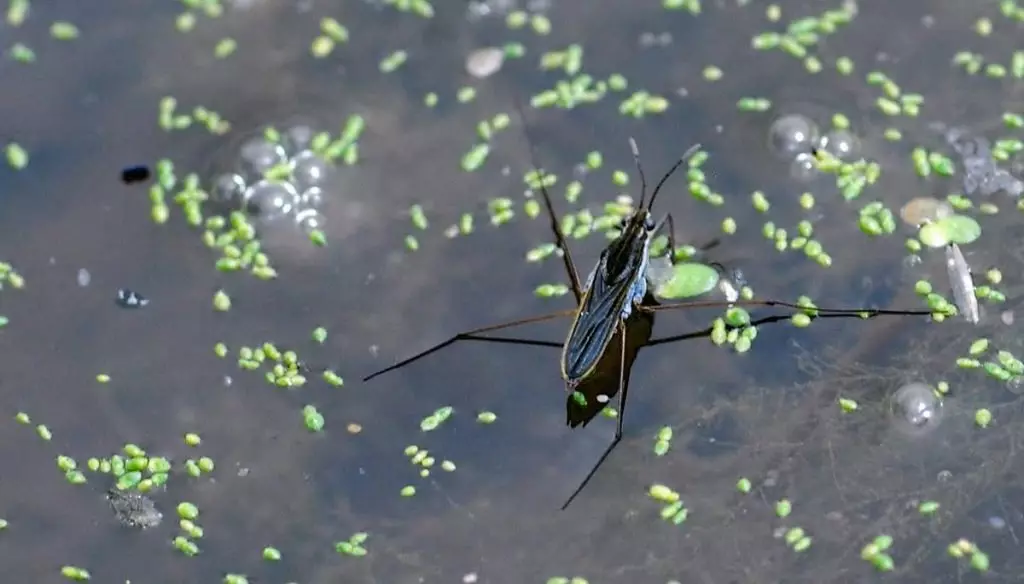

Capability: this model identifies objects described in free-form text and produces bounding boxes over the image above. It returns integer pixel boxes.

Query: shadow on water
[1,0,1023,582]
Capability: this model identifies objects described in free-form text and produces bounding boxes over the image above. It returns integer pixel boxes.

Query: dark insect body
[363,100,934,509]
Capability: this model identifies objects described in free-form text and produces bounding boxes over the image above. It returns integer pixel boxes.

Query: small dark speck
[121,165,151,184]
[687,411,745,458]
[116,288,148,308]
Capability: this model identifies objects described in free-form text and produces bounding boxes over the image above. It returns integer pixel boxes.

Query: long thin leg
[432,334,564,349]
[642,298,933,317]
[561,321,628,509]
[646,325,714,347]
[514,99,583,301]
[660,213,678,265]
[363,308,576,381]
[651,213,720,265]
[311,335,562,377]
[645,310,930,348]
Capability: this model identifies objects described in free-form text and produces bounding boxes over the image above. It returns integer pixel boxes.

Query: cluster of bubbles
[209,125,334,235]
[937,124,1024,197]
[767,113,861,181]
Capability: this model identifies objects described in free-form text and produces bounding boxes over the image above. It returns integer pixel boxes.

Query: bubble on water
[890,382,944,437]
[1007,376,1024,395]
[988,516,1006,530]
[295,208,324,233]
[789,151,820,182]
[77,268,90,287]
[768,114,819,159]
[238,138,287,182]
[818,129,860,160]
[243,180,300,223]
[466,47,505,79]
[644,256,674,287]
[282,125,315,157]
[290,150,332,192]
[211,173,247,205]
[902,253,923,270]
[300,186,325,210]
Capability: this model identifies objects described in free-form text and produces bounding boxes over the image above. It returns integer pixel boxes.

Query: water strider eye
[644,215,656,231]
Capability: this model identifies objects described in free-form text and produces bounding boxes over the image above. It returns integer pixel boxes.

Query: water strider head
[606,139,702,271]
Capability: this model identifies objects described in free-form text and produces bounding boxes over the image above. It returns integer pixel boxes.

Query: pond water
[1,0,1023,582]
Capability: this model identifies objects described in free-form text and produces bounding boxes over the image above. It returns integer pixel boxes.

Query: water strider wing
[560,256,639,383]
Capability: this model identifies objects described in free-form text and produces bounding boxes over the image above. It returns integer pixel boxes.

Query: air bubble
[890,382,943,437]
[290,150,332,193]
[282,125,315,157]
[818,129,860,160]
[295,208,324,233]
[789,151,820,182]
[238,138,287,181]
[768,114,819,159]
[211,173,247,205]
[300,186,325,210]
[244,180,300,223]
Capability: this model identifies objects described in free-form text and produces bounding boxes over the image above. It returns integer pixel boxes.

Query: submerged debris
[106,488,162,529]
[120,165,151,184]
[116,288,149,308]
[899,197,952,228]
[937,125,1024,197]
[945,243,979,324]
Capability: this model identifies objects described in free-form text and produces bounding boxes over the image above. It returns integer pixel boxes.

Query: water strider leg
[515,99,583,302]
[642,298,933,318]
[363,308,576,381]
[561,320,629,509]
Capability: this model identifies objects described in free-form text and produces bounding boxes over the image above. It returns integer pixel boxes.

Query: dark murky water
[1,0,1023,582]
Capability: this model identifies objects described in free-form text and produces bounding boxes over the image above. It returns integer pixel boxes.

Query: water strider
[363,101,936,508]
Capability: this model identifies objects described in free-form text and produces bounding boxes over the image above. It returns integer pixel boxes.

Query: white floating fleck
[116,288,149,309]
[77,268,91,287]
[945,243,978,324]
[596,394,610,404]
[466,47,505,79]
[718,270,741,303]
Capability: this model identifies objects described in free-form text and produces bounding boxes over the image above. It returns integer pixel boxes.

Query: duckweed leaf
[937,214,981,245]
[919,222,950,248]
[655,262,719,299]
